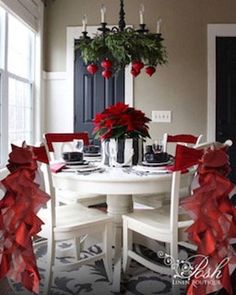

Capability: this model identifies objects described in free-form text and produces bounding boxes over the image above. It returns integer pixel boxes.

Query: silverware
[122,167,170,176]
[76,168,106,176]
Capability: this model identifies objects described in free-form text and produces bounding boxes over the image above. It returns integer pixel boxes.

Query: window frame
[0,7,38,166]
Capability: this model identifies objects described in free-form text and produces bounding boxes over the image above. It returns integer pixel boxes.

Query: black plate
[141,160,173,167]
[65,160,88,165]
[84,153,101,157]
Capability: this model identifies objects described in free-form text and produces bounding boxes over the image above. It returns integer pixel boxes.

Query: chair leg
[170,240,178,264]
[44,236,55,295]
[102,222,113,283]
[170,240,180,295]
[165,242,170,255]
[74,237,81,260]
[122,219,132,277]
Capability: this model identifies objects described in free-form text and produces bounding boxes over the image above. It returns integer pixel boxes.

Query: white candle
[139,4,144,24]
[157,18,162,33]
[101,4,106,23]
[82,14,87,32]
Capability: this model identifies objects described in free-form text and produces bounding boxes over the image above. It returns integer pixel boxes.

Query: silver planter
[101,138,143,167]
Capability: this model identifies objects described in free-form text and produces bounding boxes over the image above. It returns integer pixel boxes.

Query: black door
[216,37,236,183]
[74,47,125,142]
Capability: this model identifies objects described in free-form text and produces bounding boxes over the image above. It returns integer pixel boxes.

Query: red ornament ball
[131,67,140,77]
[132,61,144,72]
[145,66,156,77]
[102,70,112,79]
[101,59,112,69]
[87,63,98,75]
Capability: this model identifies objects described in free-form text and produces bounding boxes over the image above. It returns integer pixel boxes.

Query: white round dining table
[52,167,172,292]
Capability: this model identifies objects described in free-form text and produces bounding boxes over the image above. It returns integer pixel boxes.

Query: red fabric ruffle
[0,144,50,294]
[181,147,236,295]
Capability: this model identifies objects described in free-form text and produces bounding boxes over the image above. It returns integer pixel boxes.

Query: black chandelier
[76,0,167,79]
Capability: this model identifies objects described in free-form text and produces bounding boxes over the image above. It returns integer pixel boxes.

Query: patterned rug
[9,240,188,295]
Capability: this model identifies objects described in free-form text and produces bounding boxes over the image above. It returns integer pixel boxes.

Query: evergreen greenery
[76,29,167,72]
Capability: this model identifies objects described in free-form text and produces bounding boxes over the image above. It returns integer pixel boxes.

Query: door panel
[74,48,124,141]
[216,37,236,183]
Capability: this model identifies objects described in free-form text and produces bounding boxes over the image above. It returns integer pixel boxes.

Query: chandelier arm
[118,0,126,31]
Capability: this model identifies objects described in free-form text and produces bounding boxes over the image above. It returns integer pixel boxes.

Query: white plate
[83,153,101,157]
[76,166,102,173]
[141,160,173,167]
[133,165,170,173]
[66,163,90,169]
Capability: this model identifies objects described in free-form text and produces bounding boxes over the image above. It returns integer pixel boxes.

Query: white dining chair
[122,145,204,293]
[194,139,233,150]
[133,133,203,209]
[44,133,106,207]
[162,133,203,154]
[0,167,10,200]
[33,145,113,295]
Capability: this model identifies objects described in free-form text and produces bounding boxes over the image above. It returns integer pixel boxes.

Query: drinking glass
[73,139,84,152]
[152,139,163,153]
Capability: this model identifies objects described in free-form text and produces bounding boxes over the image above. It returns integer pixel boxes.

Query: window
[0,6,36,165]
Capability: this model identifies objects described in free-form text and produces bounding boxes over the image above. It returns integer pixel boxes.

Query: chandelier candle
[139,4,145,25]
[156,18,162,34]
[82,14,87,32]
[101,4,106,23]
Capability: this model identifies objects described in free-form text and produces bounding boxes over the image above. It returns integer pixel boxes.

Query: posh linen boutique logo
[158,251,230,288]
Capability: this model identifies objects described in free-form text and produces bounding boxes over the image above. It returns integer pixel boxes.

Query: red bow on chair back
[0,144,50,294]
[181,146,236,295]
[167,134,199,144]
[173,144,204,171]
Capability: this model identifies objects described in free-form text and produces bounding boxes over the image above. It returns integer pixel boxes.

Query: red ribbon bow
[0,144,50,294]
[181,147,236,295]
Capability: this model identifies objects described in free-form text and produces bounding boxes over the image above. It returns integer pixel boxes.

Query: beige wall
[43,0,236,141]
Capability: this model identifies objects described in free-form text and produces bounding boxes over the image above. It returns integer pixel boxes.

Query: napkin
[50,162,66,173]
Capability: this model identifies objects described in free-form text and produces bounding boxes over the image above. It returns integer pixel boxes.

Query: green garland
[75,30,167,72]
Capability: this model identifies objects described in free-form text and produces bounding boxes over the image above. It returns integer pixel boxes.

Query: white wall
[43,72,73,132]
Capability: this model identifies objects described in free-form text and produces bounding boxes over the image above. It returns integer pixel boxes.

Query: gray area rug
[9,241,188,295]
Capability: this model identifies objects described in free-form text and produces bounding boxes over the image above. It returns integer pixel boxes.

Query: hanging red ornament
[131,67,140,77]
[102,70,112,79]
[87,63,98,74]
[145,66,156,77]
[132,61,144,72]
[101,59,113,69]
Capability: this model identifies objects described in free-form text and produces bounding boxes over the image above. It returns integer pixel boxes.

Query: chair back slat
[30,144,55,228]
[162,133,203,153]
[45,133,89,152]
[194,139,233,150]
[170,144,204,235]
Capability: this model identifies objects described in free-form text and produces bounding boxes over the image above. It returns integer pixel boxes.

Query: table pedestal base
[106,194,133,292]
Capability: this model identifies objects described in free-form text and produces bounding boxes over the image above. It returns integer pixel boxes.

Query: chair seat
[123,205,193,237]
[56,189,106,206]
[39,203,112,234]
[133,193,166,208]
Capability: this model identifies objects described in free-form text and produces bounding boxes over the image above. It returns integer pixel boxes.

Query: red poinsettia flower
[93,102,151,140]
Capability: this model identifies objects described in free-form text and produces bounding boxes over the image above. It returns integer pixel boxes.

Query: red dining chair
[162,133,203,154]
[44,133,106,206]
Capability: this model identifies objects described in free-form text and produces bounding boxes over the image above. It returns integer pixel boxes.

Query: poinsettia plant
[93,102,151,140]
